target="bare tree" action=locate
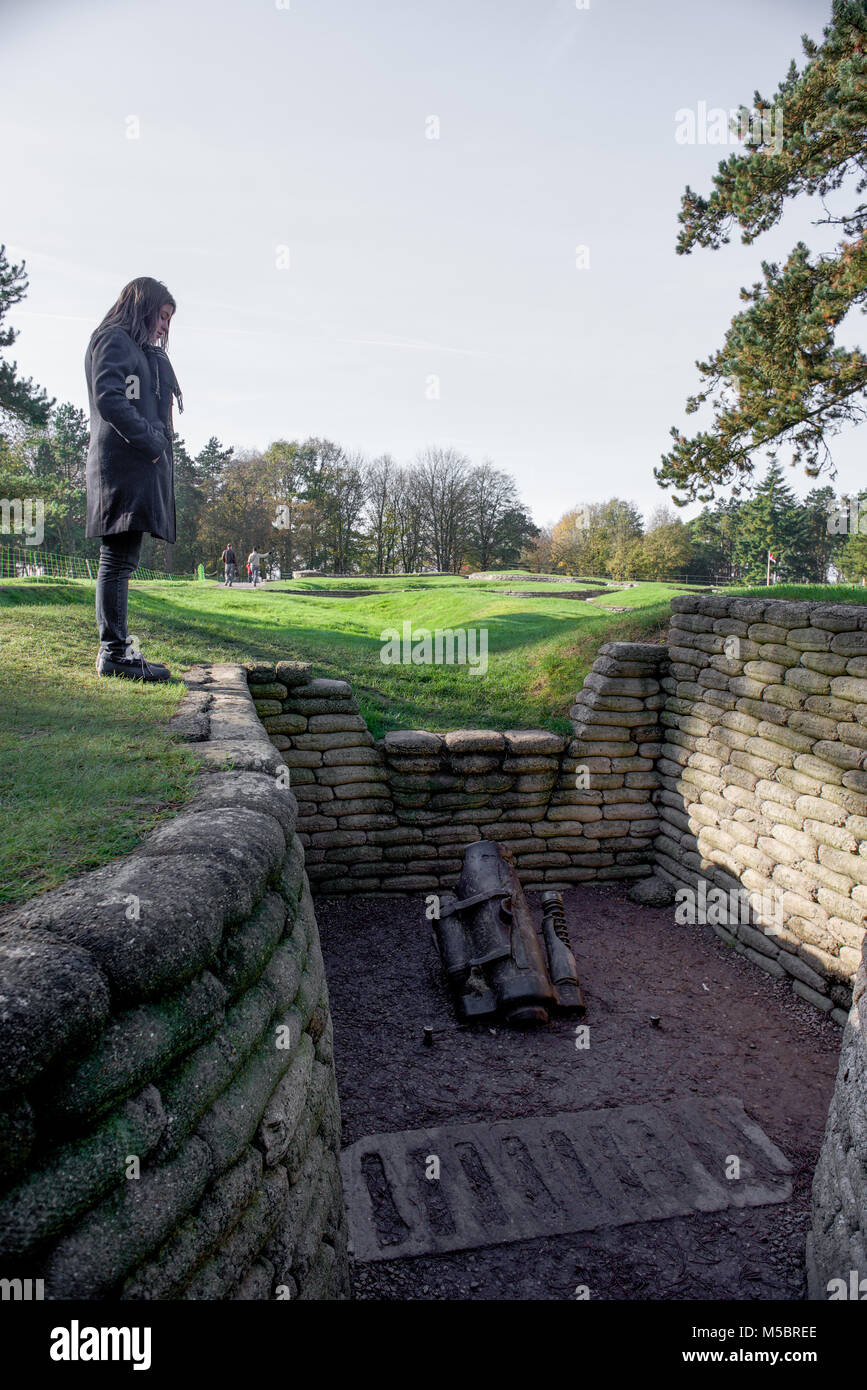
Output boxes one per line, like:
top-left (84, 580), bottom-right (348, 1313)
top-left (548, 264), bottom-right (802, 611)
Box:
top-left (415, 445), bottom-right (471, 572)
top-left (394, 466), bottom-right (427, 573)
top-left (365, 453), bottom-right (399, 573)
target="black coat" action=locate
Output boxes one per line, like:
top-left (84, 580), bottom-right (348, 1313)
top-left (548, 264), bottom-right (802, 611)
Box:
top-left (84, 325), bottom-right (181, 543)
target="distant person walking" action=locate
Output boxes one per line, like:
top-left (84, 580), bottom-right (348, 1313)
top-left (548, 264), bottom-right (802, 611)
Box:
top-left (85, 276), bottom-right (183, 682)
top-left (221, 543), bottom-right (236, 586)
top-left (248, 547), bottom-right (261, 586)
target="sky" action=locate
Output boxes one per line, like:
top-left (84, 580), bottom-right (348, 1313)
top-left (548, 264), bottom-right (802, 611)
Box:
top-left (0, 0), bottom-right (861, 530)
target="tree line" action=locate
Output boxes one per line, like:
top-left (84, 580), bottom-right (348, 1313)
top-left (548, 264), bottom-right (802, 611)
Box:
top-left (1, 411), bottom-right (540, 577)
top-left (528, 462), bottom-right (867, 584)
top-left (0, 246), bottom-right (537, 575)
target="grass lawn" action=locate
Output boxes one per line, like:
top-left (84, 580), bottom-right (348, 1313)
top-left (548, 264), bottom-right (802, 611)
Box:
top-left (0, 583), bottom-right (200, 908)
top-left (724, 583), bottom-right (867, 603)
top-left (585, 582), bottom-right (694, 608)
top-left (0, 573), bottom-right (683, 906)
top-left (273, 573), bottom-right (616, 593)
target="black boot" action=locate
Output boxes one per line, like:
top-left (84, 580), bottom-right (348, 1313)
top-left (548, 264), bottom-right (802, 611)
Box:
top-left (96, 649), bottom-right (171, 682)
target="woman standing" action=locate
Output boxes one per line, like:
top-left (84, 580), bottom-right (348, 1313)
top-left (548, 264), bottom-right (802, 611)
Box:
top-left (85, 276), bottom-right (183, 681)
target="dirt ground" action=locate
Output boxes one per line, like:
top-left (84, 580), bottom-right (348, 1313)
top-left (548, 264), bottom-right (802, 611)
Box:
top-left (315, 882), bottom-right (842, 1302)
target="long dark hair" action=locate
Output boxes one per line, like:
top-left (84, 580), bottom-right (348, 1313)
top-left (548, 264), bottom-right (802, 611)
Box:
top-left (96, 277), bottom-right (176, 349)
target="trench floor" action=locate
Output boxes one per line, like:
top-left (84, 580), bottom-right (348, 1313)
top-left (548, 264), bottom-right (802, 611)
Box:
top-left (315, 883), bottom-right (841, 1301)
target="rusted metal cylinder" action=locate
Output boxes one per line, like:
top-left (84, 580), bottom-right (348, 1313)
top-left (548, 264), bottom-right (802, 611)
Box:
top-left (540, 889), bottom-right (586, 1015)
top-left (455, 842), bottom-right (554, 1026)
top-left (434, 891), bottom-right (467, 985)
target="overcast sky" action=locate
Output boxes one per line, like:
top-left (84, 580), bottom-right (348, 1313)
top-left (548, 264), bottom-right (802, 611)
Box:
top-left (1, 0), bottom-right (860, 528)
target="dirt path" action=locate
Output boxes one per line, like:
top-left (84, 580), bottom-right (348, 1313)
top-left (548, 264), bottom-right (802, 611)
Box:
top-left (316, 881), bottom-right (841, 1301)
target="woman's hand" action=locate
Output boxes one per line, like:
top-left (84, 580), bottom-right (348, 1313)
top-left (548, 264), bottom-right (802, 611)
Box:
top-left (152, 423), bottom-right (171, 461)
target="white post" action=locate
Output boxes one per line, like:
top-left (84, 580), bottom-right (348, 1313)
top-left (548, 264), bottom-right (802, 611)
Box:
top-left (767, 550), bottom-right (771, 586)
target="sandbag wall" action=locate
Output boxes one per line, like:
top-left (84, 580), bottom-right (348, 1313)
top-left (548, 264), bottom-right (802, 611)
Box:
top-left (0, 664), bottom-right (349, 1301)
top-left (248, 648), bottom-right (665, 894)
top-left (807, 948), bottom-right (867, 1299)
top-left (654, 596), bottom-right (867, 1027)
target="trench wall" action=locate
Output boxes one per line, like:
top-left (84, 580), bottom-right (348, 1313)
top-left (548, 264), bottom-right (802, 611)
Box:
top-left (807, 951), bottom-right (867, 1299)
top-left (0, 664), bottom-right (349, 1301)
top-left (247, 643), bottom-right (665, 896)
top-left (647, 594), bottom-right (867, 1299)
top-left (654, 595), bottom-right (867, 1027)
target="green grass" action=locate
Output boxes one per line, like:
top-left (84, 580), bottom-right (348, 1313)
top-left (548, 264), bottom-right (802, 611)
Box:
top-left (274, 572), bottom-right (618, 593)
top-left (274, 574), bottom-right (466, 592)
top-left (585, 582), bottom-right (697, 609)
top-left (92, 575), bottom-right (677, 734)
top-left (467, 581), bottom-right (615, 594)
top-left (724, 583), bottom-right (867, 603)
top-left (0, 586), bottom-right (200, 907)
top-left (0, 574), bottom-right (684, 906)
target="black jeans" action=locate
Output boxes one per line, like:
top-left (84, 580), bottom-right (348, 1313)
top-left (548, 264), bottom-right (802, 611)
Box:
top-left (96, 530), bottom-right (143, 662)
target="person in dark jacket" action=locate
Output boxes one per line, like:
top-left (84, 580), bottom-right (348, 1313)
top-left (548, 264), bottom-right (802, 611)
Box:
top-left (85, 276), bottom-right (183, 681)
